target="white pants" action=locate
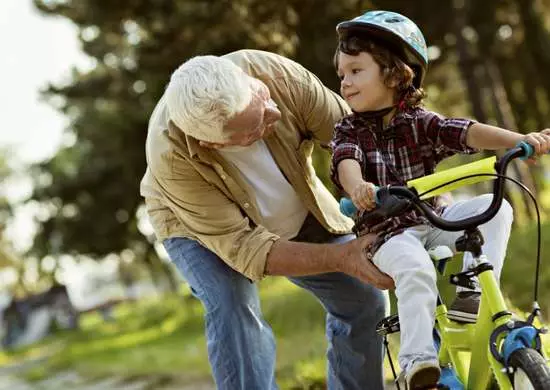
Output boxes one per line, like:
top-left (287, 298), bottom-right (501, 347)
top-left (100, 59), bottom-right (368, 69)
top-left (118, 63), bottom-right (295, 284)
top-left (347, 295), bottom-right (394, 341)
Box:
top-left (372, 194), bottom-right (514, 372)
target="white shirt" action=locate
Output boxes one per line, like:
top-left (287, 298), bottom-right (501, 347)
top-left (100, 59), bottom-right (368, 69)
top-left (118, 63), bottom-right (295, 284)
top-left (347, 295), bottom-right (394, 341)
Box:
top-left (218, 140), bottom-right (308, 239)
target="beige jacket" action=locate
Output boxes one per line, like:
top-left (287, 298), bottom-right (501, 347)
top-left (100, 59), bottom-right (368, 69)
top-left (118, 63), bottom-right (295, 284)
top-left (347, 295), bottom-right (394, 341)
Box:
top-left (140, 49), bottom-right (353, 281)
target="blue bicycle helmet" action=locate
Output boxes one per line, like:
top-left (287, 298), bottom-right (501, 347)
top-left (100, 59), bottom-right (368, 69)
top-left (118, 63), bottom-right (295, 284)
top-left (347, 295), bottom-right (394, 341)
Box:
top-left (336, 10), bottom-right (428, 88)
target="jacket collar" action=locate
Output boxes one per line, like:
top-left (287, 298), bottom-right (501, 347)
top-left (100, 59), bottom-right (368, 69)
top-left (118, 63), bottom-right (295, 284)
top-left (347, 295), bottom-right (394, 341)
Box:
top-left (167, 119), bottom-right (216, 162)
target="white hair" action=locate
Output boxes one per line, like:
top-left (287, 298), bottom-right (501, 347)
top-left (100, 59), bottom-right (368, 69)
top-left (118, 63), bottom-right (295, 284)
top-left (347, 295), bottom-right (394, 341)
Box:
top-left (165, 55), bottom-right (254, 143)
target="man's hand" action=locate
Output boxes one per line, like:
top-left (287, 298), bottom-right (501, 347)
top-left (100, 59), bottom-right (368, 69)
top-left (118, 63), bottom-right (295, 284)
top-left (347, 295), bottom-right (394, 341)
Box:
top-left (339, 233), bottom-right (394, 290)
top-left (265, 234), bottom-right (393, 289)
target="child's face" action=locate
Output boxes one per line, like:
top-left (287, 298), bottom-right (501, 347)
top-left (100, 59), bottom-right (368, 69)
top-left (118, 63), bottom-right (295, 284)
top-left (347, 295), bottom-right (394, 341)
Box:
top-left (337, 51), bottom-right (395, 113)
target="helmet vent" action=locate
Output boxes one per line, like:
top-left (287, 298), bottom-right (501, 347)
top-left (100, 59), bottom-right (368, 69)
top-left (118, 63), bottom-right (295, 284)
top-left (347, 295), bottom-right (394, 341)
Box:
top-left (385, 16), bottom-right (403, 23)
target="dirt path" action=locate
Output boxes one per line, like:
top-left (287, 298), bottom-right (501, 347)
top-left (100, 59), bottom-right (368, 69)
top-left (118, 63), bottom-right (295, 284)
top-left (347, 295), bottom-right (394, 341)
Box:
top-left (0, 357), bottom-right (399, 390)
top-left (0, 359), bottom-right (216, 390)
top-left (0, 372), bottom-right (217, 390)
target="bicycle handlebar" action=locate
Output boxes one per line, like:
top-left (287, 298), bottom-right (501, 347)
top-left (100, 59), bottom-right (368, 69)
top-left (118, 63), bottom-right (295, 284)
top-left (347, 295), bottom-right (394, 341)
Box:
top-left (339, 142), bottom-right (534, 232)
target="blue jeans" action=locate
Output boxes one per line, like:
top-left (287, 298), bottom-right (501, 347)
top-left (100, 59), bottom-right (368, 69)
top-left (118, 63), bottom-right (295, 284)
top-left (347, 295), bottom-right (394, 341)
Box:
top-left (164, 227), bottom-right (387, 389)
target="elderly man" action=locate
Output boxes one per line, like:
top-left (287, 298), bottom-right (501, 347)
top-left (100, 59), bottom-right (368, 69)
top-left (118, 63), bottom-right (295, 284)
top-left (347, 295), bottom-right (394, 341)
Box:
top-left (140, 49), bottom-right (391, 390)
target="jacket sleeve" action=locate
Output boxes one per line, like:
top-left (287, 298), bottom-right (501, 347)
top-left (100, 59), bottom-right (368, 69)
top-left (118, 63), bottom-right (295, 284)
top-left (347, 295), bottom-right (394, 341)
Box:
top-left (153, 153), bottom-right (279, 281)
top-left (295, 69), bottom-right (351, 146)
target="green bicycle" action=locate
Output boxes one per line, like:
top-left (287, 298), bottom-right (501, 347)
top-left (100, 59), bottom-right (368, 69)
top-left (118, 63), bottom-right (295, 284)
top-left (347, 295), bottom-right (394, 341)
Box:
top-left (340, 142), bottom-right (550, 389)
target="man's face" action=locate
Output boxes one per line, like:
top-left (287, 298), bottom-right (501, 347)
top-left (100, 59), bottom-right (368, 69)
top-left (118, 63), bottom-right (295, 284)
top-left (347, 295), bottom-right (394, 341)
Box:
top-left (199, 78), bottom-right (282, 149)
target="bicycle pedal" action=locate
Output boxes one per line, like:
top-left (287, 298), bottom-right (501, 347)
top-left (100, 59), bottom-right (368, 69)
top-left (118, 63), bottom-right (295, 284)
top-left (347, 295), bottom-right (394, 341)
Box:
top-left (449, 271), bottom-right (478, 289)
top-left (376, 313), bottom-right (400, 336)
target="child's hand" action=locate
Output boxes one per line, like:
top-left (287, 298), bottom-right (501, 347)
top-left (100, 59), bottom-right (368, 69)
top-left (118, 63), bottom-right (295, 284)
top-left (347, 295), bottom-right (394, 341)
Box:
top-left (522, 129), bottom-right (550, 160)
top-left (351, 181), bottom-right (377, 211)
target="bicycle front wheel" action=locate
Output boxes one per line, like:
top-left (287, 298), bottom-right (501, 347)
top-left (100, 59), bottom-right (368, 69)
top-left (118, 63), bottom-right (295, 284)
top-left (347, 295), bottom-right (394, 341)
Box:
top-left (508, 348), bottom-right (550, 389)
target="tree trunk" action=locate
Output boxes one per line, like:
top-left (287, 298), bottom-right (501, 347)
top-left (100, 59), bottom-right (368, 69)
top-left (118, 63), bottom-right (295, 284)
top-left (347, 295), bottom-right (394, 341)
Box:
top-left (516, 0), bottom-right (550, 99)
top-left (497, 48), bottom-right (548, 209)
top-left (453, 31), bottom-right (487, 121)
top-left (484, 60), bottom-right (537, 221)
top-left (453, 0), bottom-right (494, 193)
top-left (453, 0), bottom-right (522, 215)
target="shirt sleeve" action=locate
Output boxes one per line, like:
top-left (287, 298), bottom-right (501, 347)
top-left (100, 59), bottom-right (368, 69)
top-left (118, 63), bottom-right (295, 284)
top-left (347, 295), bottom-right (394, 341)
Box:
top-left (294, 68), bottom-right (351, 146)
top-left (329, 117), bottom-right (365, 190)
top-left (153, 153), bottom-right (279, 281)
top-left (420, 109), bottom-right (478, 159)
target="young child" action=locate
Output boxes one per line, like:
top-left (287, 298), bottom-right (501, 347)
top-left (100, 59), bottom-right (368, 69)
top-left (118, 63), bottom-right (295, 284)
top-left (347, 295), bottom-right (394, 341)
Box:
top-left (330, 10), bottom-right (550, 389)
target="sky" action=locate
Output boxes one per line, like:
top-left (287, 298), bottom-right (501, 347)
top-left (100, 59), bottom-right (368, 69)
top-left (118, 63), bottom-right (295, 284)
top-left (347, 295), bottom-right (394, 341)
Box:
top-left (0, 0), bottom-right (93, 251)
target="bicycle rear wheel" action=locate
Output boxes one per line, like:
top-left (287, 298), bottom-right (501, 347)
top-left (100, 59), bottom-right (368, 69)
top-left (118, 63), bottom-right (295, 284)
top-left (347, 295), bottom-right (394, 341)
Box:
top-left (508, 348), bottom-right (550, 389)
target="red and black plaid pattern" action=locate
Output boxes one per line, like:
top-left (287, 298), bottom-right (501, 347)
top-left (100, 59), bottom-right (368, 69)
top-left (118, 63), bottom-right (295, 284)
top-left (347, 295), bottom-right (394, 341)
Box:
top-left (330, 107), bottom-right (478, 255)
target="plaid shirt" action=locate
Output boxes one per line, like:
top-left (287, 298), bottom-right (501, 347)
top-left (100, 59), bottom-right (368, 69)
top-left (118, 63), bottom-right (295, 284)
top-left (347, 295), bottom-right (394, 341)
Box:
top-left (330, 107), bottom-right (477, 255)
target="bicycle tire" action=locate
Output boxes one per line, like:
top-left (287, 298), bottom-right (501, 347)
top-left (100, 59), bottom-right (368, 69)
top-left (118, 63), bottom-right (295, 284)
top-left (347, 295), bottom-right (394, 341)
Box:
top-left (508, 348), bottom-right (550, 390)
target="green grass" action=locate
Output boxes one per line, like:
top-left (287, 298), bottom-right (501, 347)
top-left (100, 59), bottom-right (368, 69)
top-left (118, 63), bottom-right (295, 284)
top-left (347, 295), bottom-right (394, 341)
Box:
top-left (1, 278), bottom-right (331, 388)
top-left (501, 221), bottom-right (550, 314)
top-left (2, 222), bottom-right (550, 388)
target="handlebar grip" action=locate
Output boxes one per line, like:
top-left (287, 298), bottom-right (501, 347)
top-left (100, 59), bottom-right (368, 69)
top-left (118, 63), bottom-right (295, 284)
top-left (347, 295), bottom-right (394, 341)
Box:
top-left (339, 198), bottom-right (357, 217)
top-left (339, 185), bottom-right (380, 217)
top-left (518, 141), bottom-right (535, 160)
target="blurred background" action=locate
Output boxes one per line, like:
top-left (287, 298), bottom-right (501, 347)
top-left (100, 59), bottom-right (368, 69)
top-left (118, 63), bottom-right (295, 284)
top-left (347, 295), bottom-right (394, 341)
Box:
top-left (1, 0), bottom-right (550, 389)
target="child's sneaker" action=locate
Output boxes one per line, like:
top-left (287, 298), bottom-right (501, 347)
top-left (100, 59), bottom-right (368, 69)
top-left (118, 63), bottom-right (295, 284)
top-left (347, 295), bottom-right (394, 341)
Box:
top-left (447, 291), bottom-right (481, 323)
top-left (406, 361), bottom-right (441, 389)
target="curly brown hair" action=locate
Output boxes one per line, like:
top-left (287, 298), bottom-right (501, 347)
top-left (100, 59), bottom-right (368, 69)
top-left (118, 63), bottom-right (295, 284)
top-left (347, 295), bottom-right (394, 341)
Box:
top-left (334, 36), bottom-right (426, 109)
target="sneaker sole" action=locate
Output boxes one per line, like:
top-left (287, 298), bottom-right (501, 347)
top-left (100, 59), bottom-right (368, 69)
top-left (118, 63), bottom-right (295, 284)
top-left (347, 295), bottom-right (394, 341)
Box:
top-left (409, 366), bottom-right (441, 389)
top-left (447, 310), bottom-right (477, 323)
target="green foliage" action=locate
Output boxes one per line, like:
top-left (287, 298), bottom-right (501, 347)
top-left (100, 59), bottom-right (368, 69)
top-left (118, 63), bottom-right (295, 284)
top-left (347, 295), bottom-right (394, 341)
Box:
top-left (3, 264), bottom-right (550, 388)
top-left (502, 221), bottom-right (550, 314)
top-left (2, 281), bottom-right (329, 388)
